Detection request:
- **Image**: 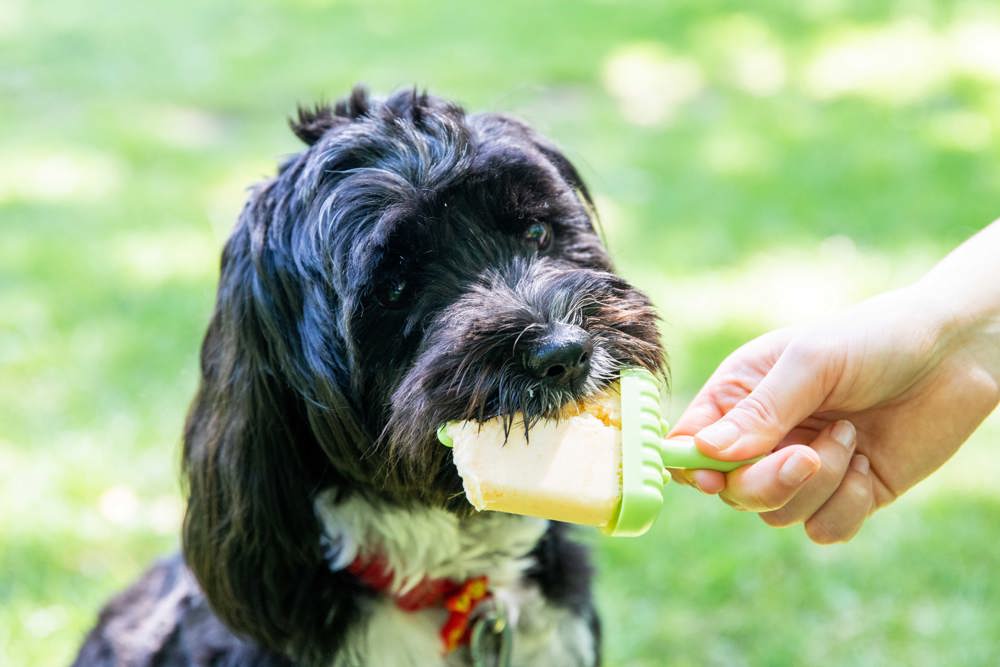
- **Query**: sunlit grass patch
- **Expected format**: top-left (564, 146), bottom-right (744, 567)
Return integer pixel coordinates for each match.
top-left (0, 149), bottom-right (122, 204)
top-left (5, 1), bottom-right (1000, 665)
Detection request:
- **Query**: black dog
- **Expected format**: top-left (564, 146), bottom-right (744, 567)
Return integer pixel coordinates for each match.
top-left (73, 87), bottom-right (664, 667)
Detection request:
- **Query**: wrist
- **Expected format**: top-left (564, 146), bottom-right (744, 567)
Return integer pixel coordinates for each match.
top-left (969, 311), bottom-right (1000, 387)
top-left (913, 274), bottom-right (1000, 389)
top-left (913, 221), bottom-right (1000, 386)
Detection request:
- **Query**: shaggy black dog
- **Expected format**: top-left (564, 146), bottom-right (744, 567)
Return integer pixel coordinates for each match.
top-left (73, 87), bottom-right (664, 667)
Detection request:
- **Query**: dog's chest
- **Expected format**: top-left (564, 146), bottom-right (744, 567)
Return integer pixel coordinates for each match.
top-left (333, 585), bottom-right (594, 667)
top-left (315, 492), bottom-right (597, 667)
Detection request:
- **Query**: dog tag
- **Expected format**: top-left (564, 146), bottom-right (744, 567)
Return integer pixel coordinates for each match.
top-left (470, 598), bottom-right (513, 667)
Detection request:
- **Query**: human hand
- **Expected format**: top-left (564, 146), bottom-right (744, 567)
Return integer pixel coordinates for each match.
top-left (668, 284), bottom-right (1000, 543)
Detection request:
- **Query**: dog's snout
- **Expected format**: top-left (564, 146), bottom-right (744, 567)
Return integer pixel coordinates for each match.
top-left (527, 324), bottom-right (593, 385)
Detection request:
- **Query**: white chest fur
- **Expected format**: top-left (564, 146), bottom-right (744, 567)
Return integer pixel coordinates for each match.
top-left (314, 491), bottom-right (596, 667)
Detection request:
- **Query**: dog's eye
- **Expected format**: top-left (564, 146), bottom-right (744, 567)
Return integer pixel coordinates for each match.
top-left (523, 221), bottom-right (552, 251)
top-left (377, 276), bottom-right (409, 308)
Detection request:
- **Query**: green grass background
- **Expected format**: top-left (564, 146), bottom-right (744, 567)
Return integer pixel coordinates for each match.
top-left (3, 1), bottom-right (999, 665)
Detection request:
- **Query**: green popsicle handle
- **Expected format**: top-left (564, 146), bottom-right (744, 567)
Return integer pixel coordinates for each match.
top-left (658, 436), bottom-right (761, 472)
top-left (605, 368), bottom-right (762, 537)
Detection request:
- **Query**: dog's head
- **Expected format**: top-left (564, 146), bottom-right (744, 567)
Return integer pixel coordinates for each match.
top-left (182, 87), bottom-right (664, 657)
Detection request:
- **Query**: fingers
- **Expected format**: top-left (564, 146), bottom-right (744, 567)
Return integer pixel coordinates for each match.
top-left (670, 328), bottom-right (797, 439)
top-left (669, 397), bottom-right (726, 441)
top-left (691, 469), bottom-right (726, 494)
top-left (804, 455), bottom-right (874, 544)
top-left (760, 420), bottom-right (857, 527)
top-left (669, 468), bottom-right (726, 494)
top-left (694, 342), bottom-right (835, 461)
top-left (717, 445), bottom-right (822, 512)
top-left (676, 416), bottom-right (874, 544)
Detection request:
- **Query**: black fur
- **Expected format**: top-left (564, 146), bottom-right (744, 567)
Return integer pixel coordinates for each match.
top-left (73, 86), bottom-right (664, 666)
top-left (71, 554), bottom-right (293, 667)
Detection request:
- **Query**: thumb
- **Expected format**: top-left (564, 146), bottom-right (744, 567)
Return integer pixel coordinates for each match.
top-left (694, 345), bottom-right (830, 460)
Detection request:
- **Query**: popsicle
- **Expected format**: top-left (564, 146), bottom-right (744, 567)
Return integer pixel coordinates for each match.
top-left (437, 368), bottom-right (758, 537)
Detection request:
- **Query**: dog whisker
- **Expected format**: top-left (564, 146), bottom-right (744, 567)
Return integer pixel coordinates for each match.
top-left (512, 321), bottom-right (544, 356)
top-left (85, 86), bottom-right (672, 667)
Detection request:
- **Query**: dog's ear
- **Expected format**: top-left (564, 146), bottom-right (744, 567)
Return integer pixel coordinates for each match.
top-left (531, 135), bottom-right (594, 209)
top-left (290, 103), bottom-right (344, 145)
top-left (475, 113), bottom-right (595, 209)
top-left (289, 85), bottom-right (373, 145)
top-left (182, 180), bottom-right (367, 659)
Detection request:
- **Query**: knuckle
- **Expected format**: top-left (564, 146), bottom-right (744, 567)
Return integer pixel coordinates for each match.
top-left (745, 486), bottom-right (787, 512)
top-left (786, 337), bottom-right (828, 366)
top-left (805, 516), bottom-right (852, 545)
top-left (804, 520), bottom-right (838, 544)
top-left (735, 391), bottom-right (780, 430)
top-left (760, 510), bottom-right (797, 528)
top-left (813, 463), bottom-right (852, 494)
top-left (719, 494), bottom-right (747, 512)
top-left (790, 336), bottom-right (848, 390)
top-left (841, 474), bottom-right (873, 507)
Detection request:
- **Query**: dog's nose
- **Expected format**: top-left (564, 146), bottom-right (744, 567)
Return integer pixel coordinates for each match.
top-left (527, 324), bottom-right (593, 385)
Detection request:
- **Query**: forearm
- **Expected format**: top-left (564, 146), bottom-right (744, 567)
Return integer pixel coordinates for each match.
top-left (917, 220), bottom-right (1000, 385)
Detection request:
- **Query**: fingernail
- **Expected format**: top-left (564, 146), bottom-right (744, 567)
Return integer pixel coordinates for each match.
top-left (851, 454), bottom-right (870, 474)
top-left (779, 452), bottom-right (817, 486)
top-left (831, 420), bottom-right (856, 449)
top-left (696, 421), bottom-right (740, 453)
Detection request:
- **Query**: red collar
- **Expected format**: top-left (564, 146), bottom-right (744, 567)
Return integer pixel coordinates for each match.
top-left (348, 554), bottom-right (491, 652)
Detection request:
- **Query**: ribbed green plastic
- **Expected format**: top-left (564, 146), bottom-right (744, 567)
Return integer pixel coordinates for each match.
top-left (603, 368), bottom-right (669, 536)
top-left (604, 368), bottom-right (758, 537)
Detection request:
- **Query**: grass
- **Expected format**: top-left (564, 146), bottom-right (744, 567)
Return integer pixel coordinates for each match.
top-left (3, 1), bottom-right (999, 664)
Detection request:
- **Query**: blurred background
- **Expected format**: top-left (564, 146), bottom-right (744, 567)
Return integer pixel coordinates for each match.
top-left (3, 1), bottom-right (999, 665)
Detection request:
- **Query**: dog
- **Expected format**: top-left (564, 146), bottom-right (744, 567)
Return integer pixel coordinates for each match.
top-left (72, 86), bottom-right (664, 667)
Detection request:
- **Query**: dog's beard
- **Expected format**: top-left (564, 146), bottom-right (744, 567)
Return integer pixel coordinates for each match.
top-left (378, 257), bottom-right (663, 504)
top-left (179, 88), bottom-right (660, 659)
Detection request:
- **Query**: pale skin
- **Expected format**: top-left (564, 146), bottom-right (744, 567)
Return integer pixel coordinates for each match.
top-left (666, 221), bottom-right (1000, 543)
